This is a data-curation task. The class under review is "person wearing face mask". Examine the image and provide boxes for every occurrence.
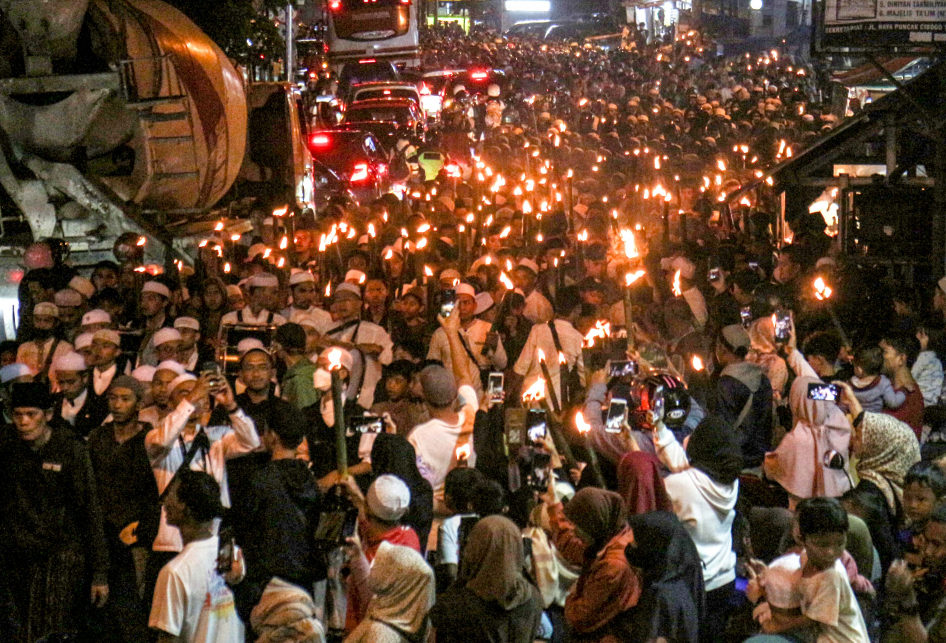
[307,347,373,486]
[143,370,260,600]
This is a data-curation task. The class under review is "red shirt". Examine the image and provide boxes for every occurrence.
[884,386,925,439]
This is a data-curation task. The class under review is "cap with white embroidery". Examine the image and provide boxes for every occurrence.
[81,309,111,326]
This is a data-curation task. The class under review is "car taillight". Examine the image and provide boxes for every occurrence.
[310,134,330,147]
[419,82,430,95]
[470,71,488,81]
[329,0,341,9]
[359,58,377,64]
[351,164,370,182]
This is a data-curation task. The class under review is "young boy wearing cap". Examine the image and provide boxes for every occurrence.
[91,329,132,397]
[51,351,109,438]
[221,273,287,326]
[513,259,554,324]
[427,282,506,398]
[0,382,109,641]
[174,317,214,373]
[17,302,73,390]
[87,376,159,641]
[342,474,420,632]
[137,280,173,367]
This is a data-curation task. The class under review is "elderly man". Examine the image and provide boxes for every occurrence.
[17,302,73,389]
[222,273,287,326]
[320,282,393,409]
[0,382,109,642]
[427,282,505,398]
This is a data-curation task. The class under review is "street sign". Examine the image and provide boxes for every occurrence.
[814,0,946,51]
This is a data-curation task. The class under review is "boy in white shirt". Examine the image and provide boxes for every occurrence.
[748,497,869,643]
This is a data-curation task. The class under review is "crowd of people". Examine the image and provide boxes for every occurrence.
[1,21,941,643]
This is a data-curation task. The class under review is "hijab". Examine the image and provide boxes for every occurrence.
[617,452,673,515]
[767,376,852,499]
[855,412,921,513]
[371,433,434,552]
[364,541,434,636]
[685,415,743,485]
[625,511,705,643]
[456,515,536,611]
[563,487,627,563]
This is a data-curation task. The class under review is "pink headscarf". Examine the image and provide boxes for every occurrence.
[764,377,852,499]
[617,452,673,516]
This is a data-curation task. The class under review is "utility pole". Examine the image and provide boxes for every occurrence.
[285,4,294,83]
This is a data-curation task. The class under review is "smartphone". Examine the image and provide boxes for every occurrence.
[440,289,456,317]
[774,310,791,342]
[606,398,628,433]
[608,360,639,378]
[217,528,236,574]
[708,267,721,282]
[748,261,759,270]
[740,306,752,328]
[313,505,359,546]
[200,361,226,390]
[350,415,383,434]
[526,409,547,445]
[487,372,504,404]
[807,382,841,402]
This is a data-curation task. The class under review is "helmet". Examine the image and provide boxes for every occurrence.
[629,374,689,429]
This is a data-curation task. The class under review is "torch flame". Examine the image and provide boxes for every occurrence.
[522,378,546,403]
[582,320,612,347]
[625,270,646,286]
[368,223,376,238]
[814,277,833,301]
[537,348,546,363]
[417,223,431,233]
[455,444,471,461]
[717,159,727,172]
[500,272,514,290]
[692,355,704,371]
[416,237,428,250]
[559,352,567,365]
[384,248,394,260]
[577,229,589,242]
[499,226,511,239]
[424,265,433,277]
[325,282,332,297]
[327,348,343,371]
[280,236,288,250]
[620,229,639,259]
[672,270,682,297]
[575,411,592,435]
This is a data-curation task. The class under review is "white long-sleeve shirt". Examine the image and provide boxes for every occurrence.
[326,318,393,409]
[513,319,585,409]
[145,399,260,552]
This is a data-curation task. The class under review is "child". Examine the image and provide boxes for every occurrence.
[370,360,427,436]
[900,461,946,562]
[850,345,906,413]
[748,498,870,643]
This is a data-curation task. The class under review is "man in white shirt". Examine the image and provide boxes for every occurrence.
[321,282,393,408]
[221,273,287,326]
[149,469,243,643]
[140,360,185,428]
[427,283,505,398]
[408,365,477,506]
[174,317,213,373]
[145,372,259,565]
[670,256,708,329]
[153,328,184,366]
[513,314,585,409]
[90,329,129,396]
[283,270,333,331]
[513,259,554,324]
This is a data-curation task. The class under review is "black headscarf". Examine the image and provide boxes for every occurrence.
[624,511,705,643]
[685,415,743,485]
[371,433,433,553]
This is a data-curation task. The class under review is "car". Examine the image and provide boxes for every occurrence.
[340,98,426,149]
[337,60,400,98]
[306,128,391,203]
[345,81,424,115]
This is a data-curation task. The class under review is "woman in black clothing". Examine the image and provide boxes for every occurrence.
[370,433,434,554]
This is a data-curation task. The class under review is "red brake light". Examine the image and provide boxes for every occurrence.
[310,134,331,147]
[470,71,488,81]
[400,0,409,4]
[351,164,370,182]
[329,0,341,9]
[419,82,430,95]
[359,58,377,64]
[383,89,391,95]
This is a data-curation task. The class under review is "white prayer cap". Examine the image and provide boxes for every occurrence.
[153,328,182,347]
[142,281,171,299]
[52,351,86,372]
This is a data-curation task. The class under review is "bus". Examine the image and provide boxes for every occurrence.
[325,0,420,71]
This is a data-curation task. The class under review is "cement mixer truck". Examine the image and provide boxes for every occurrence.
[0,0,263,265]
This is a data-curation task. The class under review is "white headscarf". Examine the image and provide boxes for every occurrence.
[363,542,434,636]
